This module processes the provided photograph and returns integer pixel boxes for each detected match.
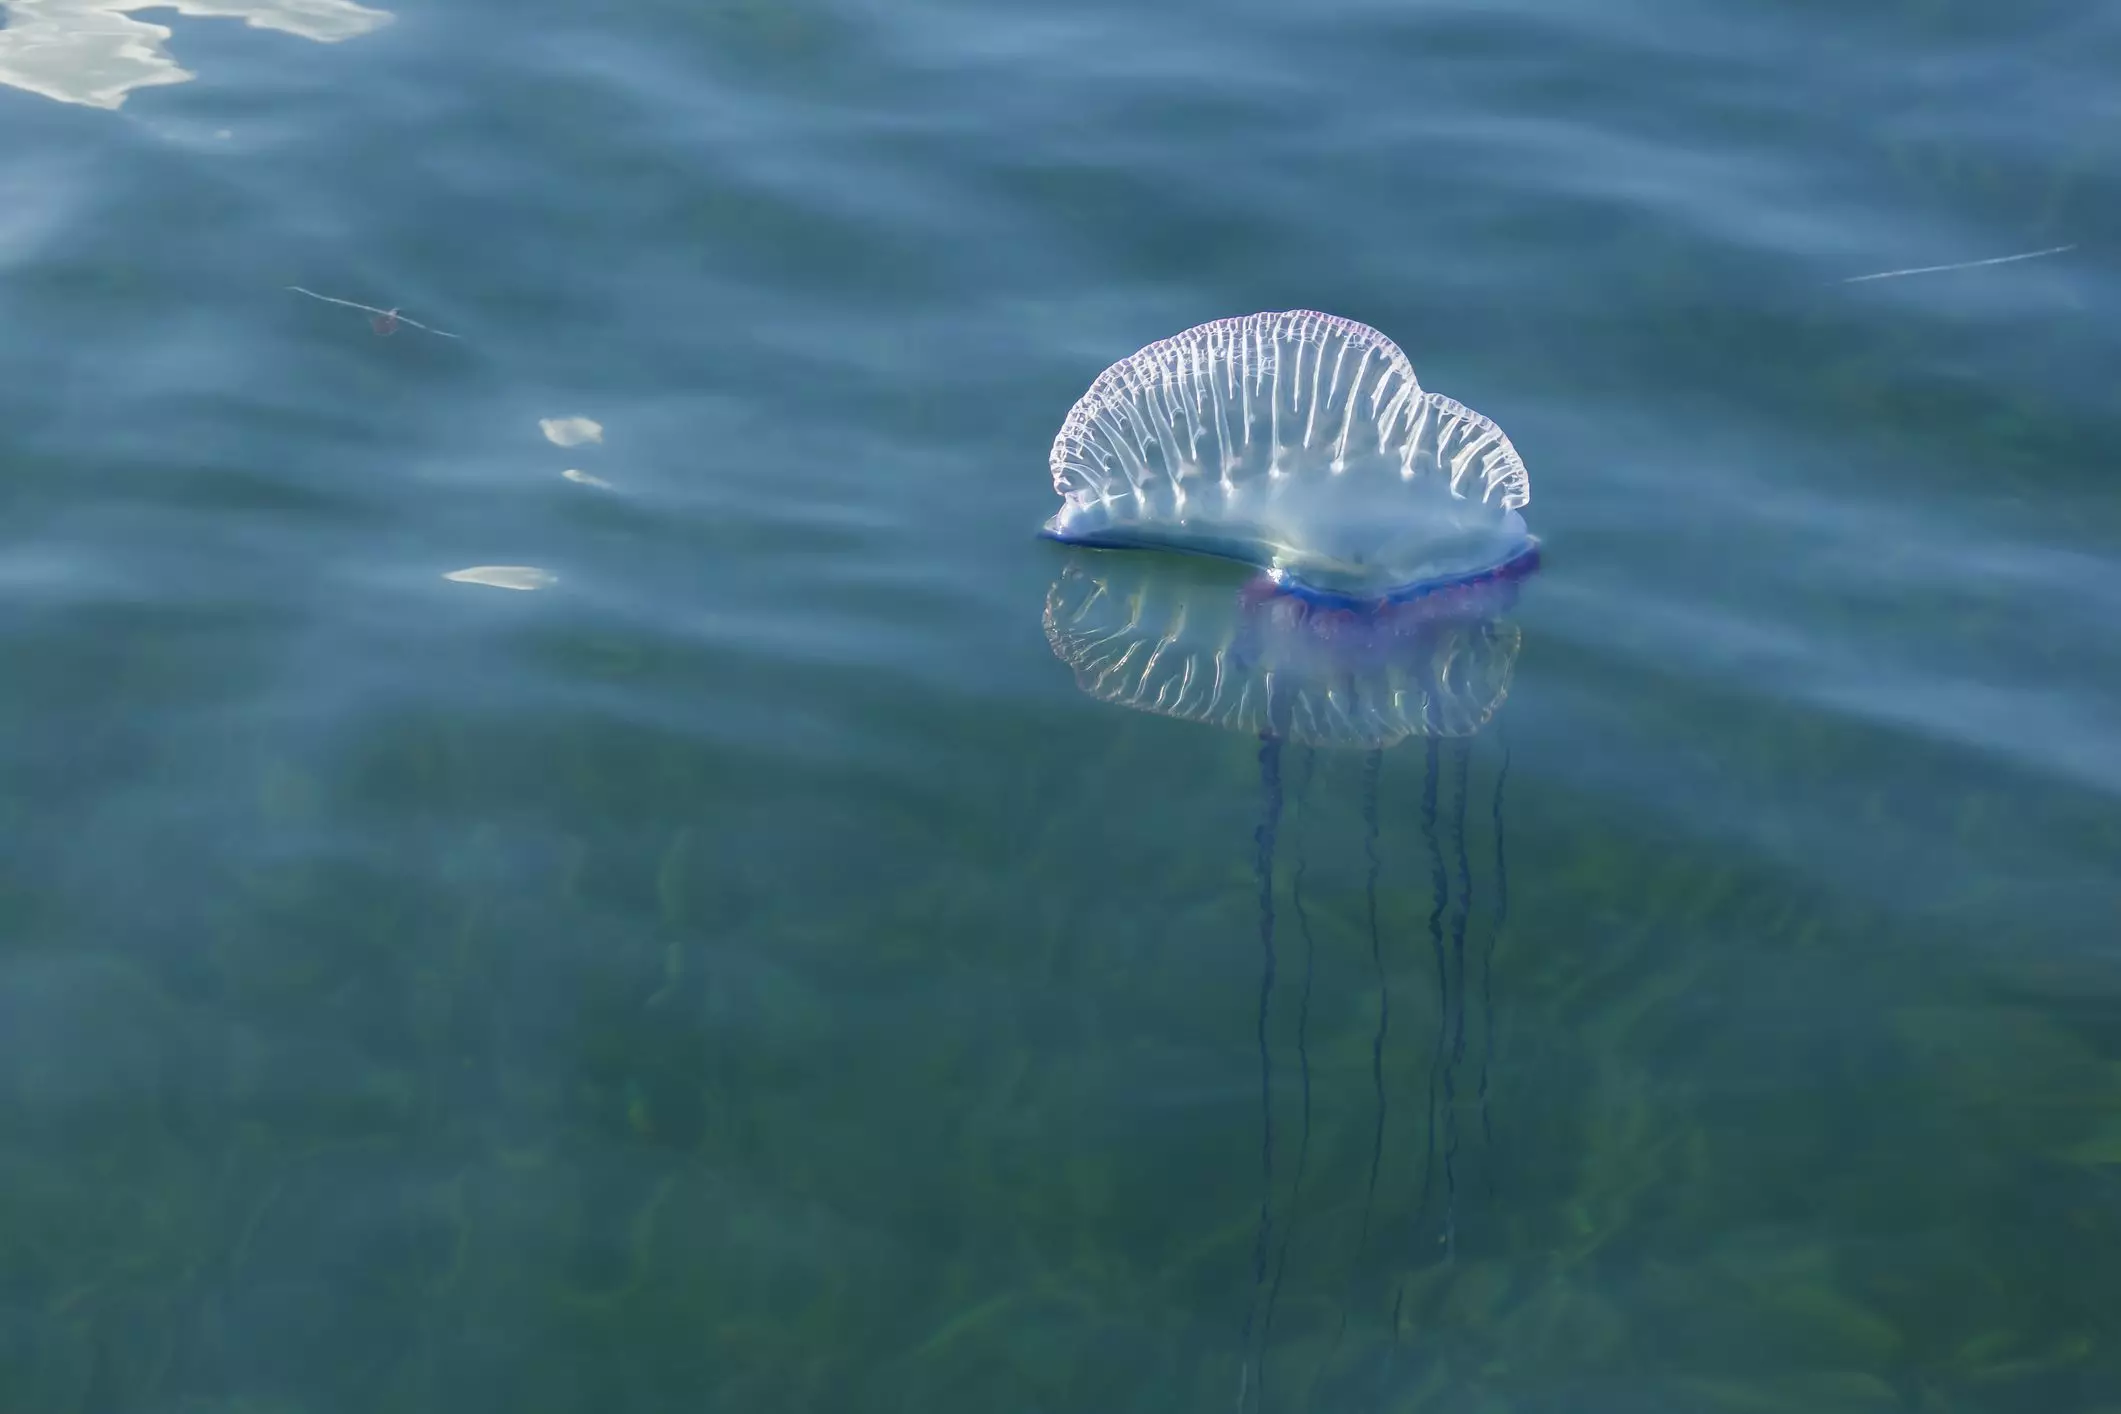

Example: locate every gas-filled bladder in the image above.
[1043,310,1536,606]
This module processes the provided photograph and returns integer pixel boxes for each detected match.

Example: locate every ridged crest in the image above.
[1049,310,1529,519]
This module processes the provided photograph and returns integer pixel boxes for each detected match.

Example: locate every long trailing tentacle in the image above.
[1392,737,1450,1342]
[1261,747,1320,1389]
[1442,739,1473,1260]
[1416,738,1449,1249]
[1358,746,1390,1244]
[1307,747,1390,1407]
[1236,730,1284,1411]
[1480,721,1510,1194]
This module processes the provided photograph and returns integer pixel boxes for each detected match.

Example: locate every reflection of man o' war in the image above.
[1045,546,1530,1405]
[1044,555,1527,750]
[1044,311,1536,605]
[0,0,392,110]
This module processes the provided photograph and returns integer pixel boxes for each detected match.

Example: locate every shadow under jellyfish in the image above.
[1040,312,1539,1408]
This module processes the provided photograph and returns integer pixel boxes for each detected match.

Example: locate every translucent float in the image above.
[1044,310,1536,606]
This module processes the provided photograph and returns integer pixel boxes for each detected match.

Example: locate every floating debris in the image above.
[1841,244,2076,284]
[444,566,553,591]
[540,417,603,448]
[562,468,614,490]
[288,286,459,338]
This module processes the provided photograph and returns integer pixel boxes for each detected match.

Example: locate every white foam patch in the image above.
[561,468,614,490]
[444,566,553,591]
[0,0,392,110]
[540,417,603,448]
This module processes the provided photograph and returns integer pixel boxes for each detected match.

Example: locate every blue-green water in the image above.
[3,0,2119,1409]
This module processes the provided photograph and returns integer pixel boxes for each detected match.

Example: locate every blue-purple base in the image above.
[1039,529,1543,612]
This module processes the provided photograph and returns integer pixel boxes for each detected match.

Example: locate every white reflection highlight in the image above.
[0,0,391,110]
[561,469,614,490]
[540,417,603,448]
[444,566,553,591]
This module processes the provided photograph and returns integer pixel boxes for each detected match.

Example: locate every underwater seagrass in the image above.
[1041,313,1540,1407]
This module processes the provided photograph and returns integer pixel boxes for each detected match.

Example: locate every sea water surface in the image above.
[2,0,2118,1410]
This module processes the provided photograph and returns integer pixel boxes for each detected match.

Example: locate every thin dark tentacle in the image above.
[1306,748,1390,1407]
[1261,747,1320,1390]
[1480,723,1510,1196]
[1358,746,1389,1240]
[1392,738,1450,1341]
[1416,737,1449,1246]
[1442,740,1473,1261]
[1237,732,1284,1411]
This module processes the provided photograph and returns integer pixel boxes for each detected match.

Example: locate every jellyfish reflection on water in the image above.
[1041,313,1538,1405]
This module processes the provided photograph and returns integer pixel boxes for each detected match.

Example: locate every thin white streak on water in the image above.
[444,566,555,591]
[1840,244,2076,284]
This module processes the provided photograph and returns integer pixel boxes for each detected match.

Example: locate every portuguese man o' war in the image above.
[1044,310,1537,605]
[1043,316,1540,1405]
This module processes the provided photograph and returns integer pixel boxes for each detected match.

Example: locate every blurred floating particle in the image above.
[562,468,614,490]
[444,566,554,591]
[540,417,603,447]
